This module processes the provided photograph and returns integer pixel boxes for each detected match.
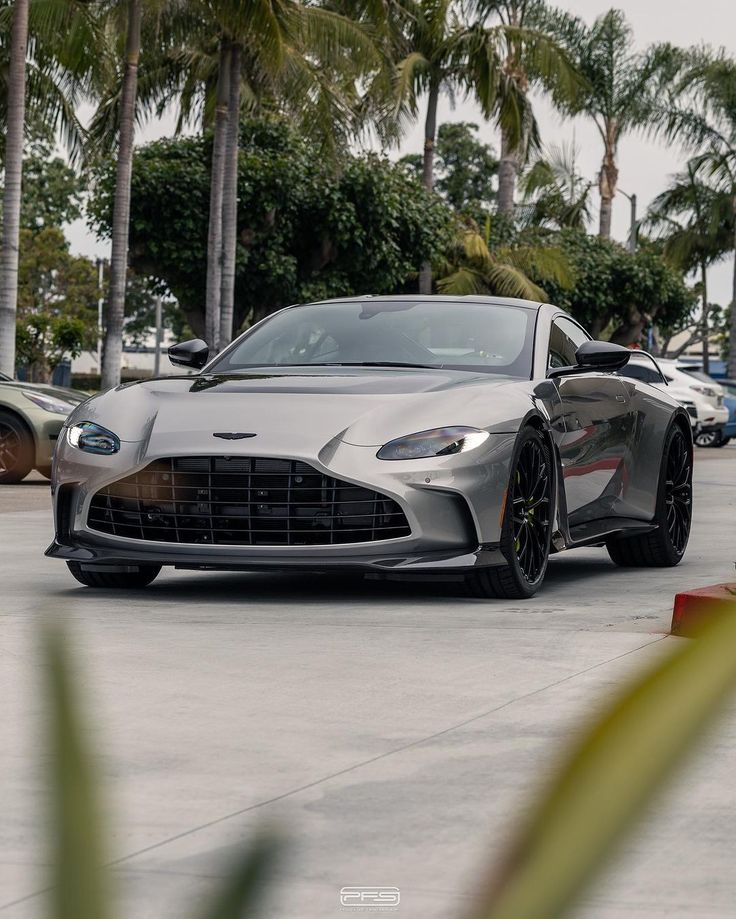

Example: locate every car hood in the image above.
[0,380,88,403]
[69,368,531,453]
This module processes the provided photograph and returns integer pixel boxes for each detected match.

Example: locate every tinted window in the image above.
[618,362,663,384]
[210,300,536,377]
[548,317,589,369]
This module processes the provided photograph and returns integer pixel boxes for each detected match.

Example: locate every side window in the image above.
[548,318,589,370]
[618,363,662,384]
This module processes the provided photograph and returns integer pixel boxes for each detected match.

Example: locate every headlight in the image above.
[23,390,77,415]
[67,422,120,455]
[377,426,490,460]
[690,384,718,399]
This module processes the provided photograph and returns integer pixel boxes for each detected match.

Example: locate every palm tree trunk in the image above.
[700,262,710,374]
[218,42,241,348]
[419,81,440,295]
[497,129,518,217]
[728,201,736,379]
[598,145,618,239]
[205,41,231,351]
[0,0,29,377]
[101,0,141,391]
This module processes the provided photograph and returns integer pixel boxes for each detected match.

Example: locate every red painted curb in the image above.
[671,583,736,637]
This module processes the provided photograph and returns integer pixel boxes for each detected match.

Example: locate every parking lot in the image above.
[2,447,736,919]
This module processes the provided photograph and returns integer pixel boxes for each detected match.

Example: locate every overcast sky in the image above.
[67,0,736,305]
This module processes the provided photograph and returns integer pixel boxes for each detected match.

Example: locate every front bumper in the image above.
[48,433,518,573]
[45,532,506,573]
[697,405,729,429]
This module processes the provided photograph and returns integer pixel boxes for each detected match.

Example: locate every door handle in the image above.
[615,394,626,403]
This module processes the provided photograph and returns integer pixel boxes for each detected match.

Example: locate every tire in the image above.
[715,436,731,448]
[36,466,53,480]
[465,426,552,599]
[695,429,722,448]
[0,410,34,484]
[606,424,692,568]
[66,561,162,588]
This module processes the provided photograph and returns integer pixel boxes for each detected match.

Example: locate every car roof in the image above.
[305,294,545,312]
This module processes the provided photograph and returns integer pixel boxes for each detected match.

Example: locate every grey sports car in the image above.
[47,296,693,598]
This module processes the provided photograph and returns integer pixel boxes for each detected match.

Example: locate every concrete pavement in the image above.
[1,449,735,918]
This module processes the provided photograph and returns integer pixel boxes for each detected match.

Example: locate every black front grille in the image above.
[87,456,411,546]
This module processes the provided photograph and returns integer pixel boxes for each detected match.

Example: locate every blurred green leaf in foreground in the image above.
[41,601,736,919]
[471,602,736,919]
[43,625,279,919]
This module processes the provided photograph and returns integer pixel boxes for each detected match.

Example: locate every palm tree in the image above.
[0,0,100,376]
[436,215,572,299]
[154,0,381,346]
[99,0,142,390]
[659,55,736,377]
[477,0,583,217]
[518,139,592,230]
[393,0,499,293]
[219,40,240,349]
[205,40,230,348]
[0,0,29,377]
[393,0,578,292]
[559,9,682,239]
[647,162,733,372]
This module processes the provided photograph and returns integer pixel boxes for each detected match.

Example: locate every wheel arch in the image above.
[518,412,565,547]
[671,408,694,457]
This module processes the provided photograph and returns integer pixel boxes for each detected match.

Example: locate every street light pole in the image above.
[619,189,637,253]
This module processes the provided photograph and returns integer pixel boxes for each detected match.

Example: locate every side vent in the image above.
[55,484,75,544]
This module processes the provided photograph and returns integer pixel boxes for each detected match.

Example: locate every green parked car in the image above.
[0,371,89,484]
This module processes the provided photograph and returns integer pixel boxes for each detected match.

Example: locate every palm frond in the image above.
[436,265,488,295]
[484,261,547,300]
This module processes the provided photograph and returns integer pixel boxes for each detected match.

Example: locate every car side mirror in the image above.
[168,339,209,369]
[548,340,631,379]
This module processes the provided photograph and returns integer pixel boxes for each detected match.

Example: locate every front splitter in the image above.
[45,536,506,574]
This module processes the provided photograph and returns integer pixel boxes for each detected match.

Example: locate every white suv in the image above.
[619,354,728,434]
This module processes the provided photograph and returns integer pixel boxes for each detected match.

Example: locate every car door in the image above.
[547,317,636,525]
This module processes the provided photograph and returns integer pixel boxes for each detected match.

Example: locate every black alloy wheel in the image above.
[465,427,553,600]
[664,426,692,556]
[511,436,552,584]
[607,424,692,568]
[0,411,33,484]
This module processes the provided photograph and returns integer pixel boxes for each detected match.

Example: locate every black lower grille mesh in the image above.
[87,456,411,546]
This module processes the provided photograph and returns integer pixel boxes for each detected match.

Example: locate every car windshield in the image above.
[209,300,535,377]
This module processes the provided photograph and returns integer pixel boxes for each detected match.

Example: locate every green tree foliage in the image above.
[436,216,572,300]
[660,52,736,376]
[16,226,98,381]
[402,121,498,215]
[647,162,734,369]
[552,8,684,237]
[518,141,593,230]
[5,146,94,381]
[88,119,454,337]
[531,228,695,344]
[0,138,85,230]
[484,0,584,216]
